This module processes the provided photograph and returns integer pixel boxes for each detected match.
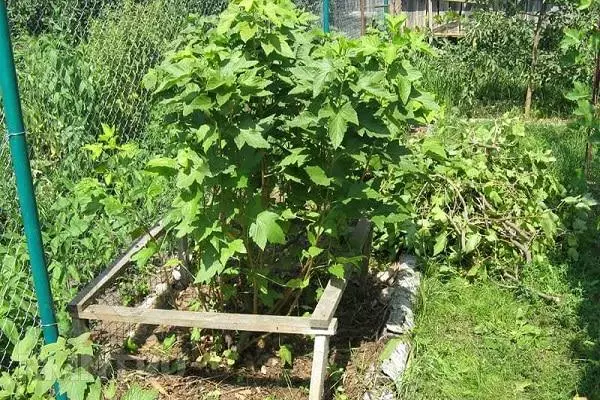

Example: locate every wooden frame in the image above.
[69,219,372,400]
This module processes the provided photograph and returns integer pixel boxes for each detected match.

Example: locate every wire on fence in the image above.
[0,112,39,368]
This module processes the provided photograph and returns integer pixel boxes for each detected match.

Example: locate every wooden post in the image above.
[360,0,366,36]
[309,335,330,400]
[72,318,92,368]
[427,0,433,30]
[71,318,89,336]
[524,0,546,117]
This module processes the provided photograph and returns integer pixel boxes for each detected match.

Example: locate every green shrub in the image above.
[0,328,157,399]
[417,11,577,116]
[143,0,437,313]
[377,117,596,276]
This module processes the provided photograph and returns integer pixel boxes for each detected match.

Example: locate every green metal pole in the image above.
[322,0,330,33]
[0,3,66,399]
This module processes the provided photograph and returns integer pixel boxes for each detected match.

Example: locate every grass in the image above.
[401,119,600,400]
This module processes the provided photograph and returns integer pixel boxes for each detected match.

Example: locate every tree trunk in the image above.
[360,0,366,35]
[585,17,600,178]
[524,0,546,117]
[389,0,402,15]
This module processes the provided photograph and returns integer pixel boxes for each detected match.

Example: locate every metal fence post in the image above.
[322,0,330,32]
[0,1,66,399]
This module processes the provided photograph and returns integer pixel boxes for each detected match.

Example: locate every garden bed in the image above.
[68,219,376,399]
[106,273,390,400]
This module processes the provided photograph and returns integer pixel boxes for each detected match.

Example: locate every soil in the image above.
[97,274,391,399]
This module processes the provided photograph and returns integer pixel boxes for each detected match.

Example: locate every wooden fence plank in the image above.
[309,335,330,400]
[310,278,347,328]
[75,305,338,336]
[68,221,166,314]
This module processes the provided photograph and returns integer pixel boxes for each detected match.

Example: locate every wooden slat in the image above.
[310,278,347,329]
[310,219,372,328]
[75,305,338,336]
[309,335,330,400]
[68,221,166,314]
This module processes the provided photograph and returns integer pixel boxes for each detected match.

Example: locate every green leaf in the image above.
[122,385,158,400]
[327,102,357,148]
[59,368,95,399]
[433,233,447,256]
[328,112,348,149]
[268,34,294,58]
[464,233,481,254]
[286,278,310,289]
[397,76,412,104]
[83,143,103,160]
[239,0,255,11]
[176,162,210,189]
[67,332,94,356]
[307,246,323,257]
[234,129,271,149]
[401,60,423,82]
[340,101,359,125]
[566,82,591,102]
[328,263,346,279]
[304,166,332,186]
[238,21,257,42]
[103,381,118,399]
[313,60,334,97]
[184,95,212,115]
[146,157,178,176]
[249,211,286,250]
[421,138,446,160]
[87,379,103,400]
[279,345,293,367]
[220,239,247,265]
[578,0,592,10]
[0,319,19,346]
[163,334,177,350]
[11,327,39,363]
[280,148,308,168]
[131,241,158,268]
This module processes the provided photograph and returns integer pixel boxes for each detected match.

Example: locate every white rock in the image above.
[385,258,420,335]
[172,266,182,281]
[379,287,392,303]
[381,342,410,381]
[363,390,395,400]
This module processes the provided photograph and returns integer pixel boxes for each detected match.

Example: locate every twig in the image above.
[502,272,561,304]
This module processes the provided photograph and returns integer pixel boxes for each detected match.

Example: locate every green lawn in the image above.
[401,120,600,400]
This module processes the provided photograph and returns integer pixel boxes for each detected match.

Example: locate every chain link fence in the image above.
[0,0,379,371]
[0,112,38,368]
[331,0,386,37]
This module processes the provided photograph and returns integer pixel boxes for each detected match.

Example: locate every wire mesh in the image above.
[0,112,39,369]
[331,0,386,37]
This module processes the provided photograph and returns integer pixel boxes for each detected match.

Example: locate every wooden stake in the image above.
[360,0,366,36]
[309,335,330,400]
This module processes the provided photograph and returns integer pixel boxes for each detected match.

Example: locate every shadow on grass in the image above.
[533,120,600,398]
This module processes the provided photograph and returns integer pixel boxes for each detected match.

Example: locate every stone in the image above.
[362,254,421,399]
[145,334,159,347]
[381,342,410,381]
[363,390,395,400]
[385,256,420,335]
